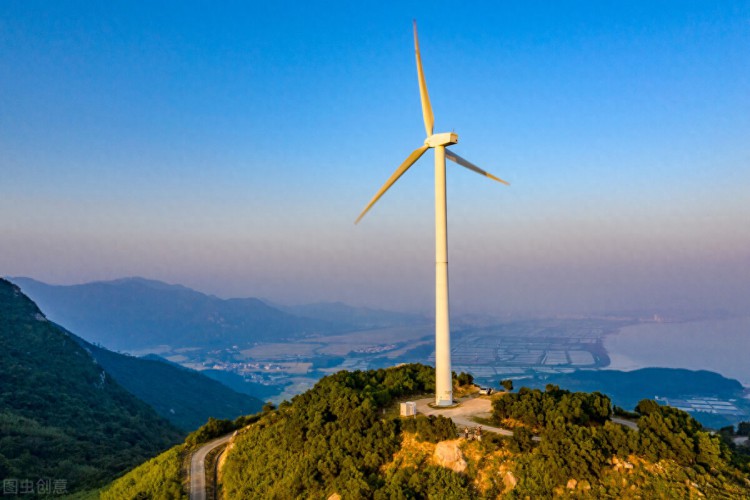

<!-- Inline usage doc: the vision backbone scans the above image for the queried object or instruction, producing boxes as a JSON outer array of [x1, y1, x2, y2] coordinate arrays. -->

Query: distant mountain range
[[9, 277, 334, 351], [9, 277, 426, 352]]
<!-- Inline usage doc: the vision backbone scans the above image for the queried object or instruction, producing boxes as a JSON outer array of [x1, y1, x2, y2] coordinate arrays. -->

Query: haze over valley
[[10, 276, 749, 430]]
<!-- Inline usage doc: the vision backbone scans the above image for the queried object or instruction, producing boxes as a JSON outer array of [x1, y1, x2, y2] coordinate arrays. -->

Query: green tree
[[185, 417, 235, 446], [456, 371, 474, 386], [696, 431, 723, 470], [402, 414, 457, 443], [510, 426, 534, 453], [262, 401, 276, 413]]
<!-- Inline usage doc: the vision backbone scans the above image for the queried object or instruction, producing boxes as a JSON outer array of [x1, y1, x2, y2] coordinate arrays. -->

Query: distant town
[[147, 312, 748, 426]]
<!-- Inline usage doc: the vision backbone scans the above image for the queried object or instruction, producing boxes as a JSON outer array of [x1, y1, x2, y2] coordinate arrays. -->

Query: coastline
[[603, 316, 750, 387]]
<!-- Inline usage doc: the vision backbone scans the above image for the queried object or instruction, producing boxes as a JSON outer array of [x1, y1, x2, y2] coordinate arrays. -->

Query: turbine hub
[[425, 132, 458, 148]]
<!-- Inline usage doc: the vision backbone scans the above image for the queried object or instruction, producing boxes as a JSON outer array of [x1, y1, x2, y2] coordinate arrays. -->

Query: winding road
[[189, 434, 233, 500], [611, 417, 639, 430]]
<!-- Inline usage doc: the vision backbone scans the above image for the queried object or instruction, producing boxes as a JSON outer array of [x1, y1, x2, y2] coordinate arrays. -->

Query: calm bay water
[[604, 317, 750, 386]]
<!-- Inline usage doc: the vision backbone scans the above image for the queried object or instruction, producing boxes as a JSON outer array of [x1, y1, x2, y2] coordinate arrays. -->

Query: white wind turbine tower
[[356, 21, 509, 407]]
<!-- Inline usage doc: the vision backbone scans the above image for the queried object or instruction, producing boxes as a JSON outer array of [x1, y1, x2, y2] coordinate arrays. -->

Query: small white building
[[400, 401, 417, 417]]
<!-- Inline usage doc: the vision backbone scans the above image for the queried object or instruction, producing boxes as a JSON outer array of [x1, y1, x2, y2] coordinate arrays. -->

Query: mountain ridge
[[9, 276, 338, 351], [0, 278, 182, 493]]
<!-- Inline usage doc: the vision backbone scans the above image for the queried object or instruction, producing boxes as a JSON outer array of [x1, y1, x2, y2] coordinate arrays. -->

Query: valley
[[136, 312, 750, 429], [4, 4, 748, 497], [11, 276, 750, 428], [3, 277, 749, 497]]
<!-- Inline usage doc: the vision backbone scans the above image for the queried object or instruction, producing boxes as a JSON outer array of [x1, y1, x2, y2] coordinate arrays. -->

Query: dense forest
[[100, 363, 750, 498], [214, 365, 750, 498], [492, 385, 750, 496], [0, 279, 182, 493], [221, 364, 437, 498]]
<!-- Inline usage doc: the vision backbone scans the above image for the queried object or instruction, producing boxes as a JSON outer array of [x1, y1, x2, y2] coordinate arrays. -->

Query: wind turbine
[[356, 21, 509, 407]]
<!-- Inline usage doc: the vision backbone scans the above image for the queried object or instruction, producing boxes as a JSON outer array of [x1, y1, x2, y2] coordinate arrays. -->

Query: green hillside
[[0, 279, 182, 493], [218, 365, 750, 498], [491, 386, 750, 496], [67, 336, 264, 431], [99, 443, 188, 500], [102, 363, 750, 498]]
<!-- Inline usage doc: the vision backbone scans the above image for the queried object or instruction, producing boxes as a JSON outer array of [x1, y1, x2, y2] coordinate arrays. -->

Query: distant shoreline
[[602, 316, 750, 387]]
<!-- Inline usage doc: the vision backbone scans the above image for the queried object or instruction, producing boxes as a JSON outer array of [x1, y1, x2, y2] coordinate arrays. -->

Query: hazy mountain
[[65, 336, 265, 431], [10, 277, 338, 351], [0, 278, 182, 492], [277, 301, 427, 330]]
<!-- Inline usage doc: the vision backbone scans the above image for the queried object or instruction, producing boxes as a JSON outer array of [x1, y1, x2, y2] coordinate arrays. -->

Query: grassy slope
[[99, 444, 187, 500], [388, 431, 750, 498]]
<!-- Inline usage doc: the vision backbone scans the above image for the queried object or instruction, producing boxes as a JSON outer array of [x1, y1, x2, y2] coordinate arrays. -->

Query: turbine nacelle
[[354, 21, 510, 225], [425, 132, 458, 148]]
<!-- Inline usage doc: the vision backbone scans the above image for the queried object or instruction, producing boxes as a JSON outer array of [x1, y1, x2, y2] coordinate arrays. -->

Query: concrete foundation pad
[[428, 401, 463, 410]]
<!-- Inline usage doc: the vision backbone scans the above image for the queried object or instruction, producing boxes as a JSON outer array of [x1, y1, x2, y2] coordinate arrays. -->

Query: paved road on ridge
[[189, 434, 233, 500], [612, 417, 639, 430]]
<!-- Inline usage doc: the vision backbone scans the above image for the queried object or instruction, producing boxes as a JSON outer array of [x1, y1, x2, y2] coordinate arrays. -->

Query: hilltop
[[105, 364, 750, 498]]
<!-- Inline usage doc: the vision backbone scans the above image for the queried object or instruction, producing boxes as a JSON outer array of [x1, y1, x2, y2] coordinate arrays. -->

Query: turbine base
[[434, 398, 454, 407]]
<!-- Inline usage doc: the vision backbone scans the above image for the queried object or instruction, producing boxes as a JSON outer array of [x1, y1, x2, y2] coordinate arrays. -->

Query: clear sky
[[2, 1, 749, 315]]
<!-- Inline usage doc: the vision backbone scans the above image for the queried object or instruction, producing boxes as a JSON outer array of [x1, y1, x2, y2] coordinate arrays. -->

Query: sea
[[604, 316, 750, 387]]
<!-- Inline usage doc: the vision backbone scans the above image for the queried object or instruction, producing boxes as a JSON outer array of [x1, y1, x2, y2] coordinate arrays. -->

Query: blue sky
[[2, 1, 749, 314]]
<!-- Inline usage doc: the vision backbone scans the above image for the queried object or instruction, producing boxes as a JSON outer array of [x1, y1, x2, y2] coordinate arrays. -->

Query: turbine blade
[[355, 145, 430, 224], [413, 20, 434, 137], [446, 150, 510, 186]]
